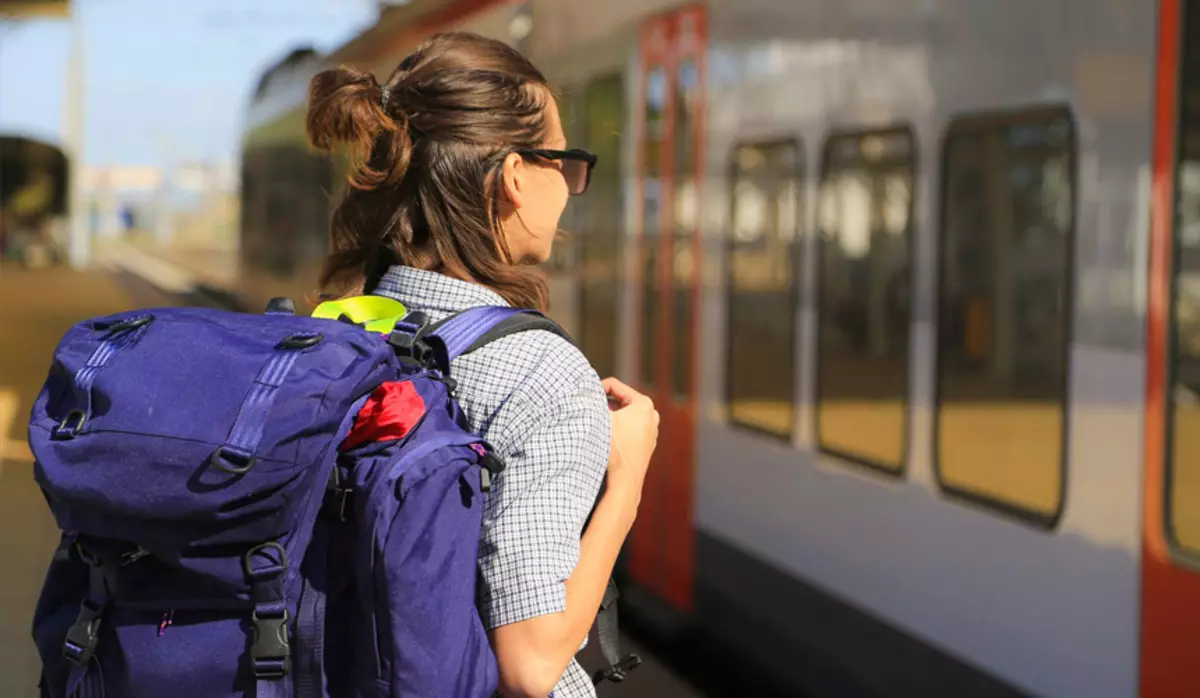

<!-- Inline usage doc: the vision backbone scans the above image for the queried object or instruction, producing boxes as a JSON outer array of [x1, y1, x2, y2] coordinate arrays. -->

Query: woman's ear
[[500, 152, 525, 210]]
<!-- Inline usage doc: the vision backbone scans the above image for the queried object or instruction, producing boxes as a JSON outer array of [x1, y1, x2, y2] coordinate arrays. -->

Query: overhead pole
[[63, 0, 89, 268], [0, 19, 6, 270]]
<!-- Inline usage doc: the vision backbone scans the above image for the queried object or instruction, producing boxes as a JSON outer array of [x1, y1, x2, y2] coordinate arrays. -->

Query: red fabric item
[[341, 381, 427, 452]]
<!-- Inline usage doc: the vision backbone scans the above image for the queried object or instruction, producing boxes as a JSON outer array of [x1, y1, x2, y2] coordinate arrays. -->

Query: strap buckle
[[62, 600, 104, 666], [250, 609, 291, 679], [592, 654, 642, 685], [387, 311, 434, 362]]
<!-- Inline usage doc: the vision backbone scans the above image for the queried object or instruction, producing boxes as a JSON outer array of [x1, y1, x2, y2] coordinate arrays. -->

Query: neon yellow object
[[311, 296, 409, 334]]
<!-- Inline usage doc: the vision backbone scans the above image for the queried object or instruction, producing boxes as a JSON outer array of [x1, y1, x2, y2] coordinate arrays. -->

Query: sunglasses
[[515, 148, 598, 195]]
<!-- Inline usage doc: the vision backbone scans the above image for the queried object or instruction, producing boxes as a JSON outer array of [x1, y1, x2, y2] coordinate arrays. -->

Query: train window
[[576, 74, 625, 379], [240, 144, 332, 279], [726, 140, 802, 438], [936, 107, 1074, 525], [639, 65, 667, 390], [816, 128, 914, 472], [1171, 6, 1200, 557], [238, 154, 261, 272]]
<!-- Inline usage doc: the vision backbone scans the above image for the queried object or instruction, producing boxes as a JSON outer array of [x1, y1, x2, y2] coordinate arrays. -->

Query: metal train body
[[238, 1, 1200, 696]]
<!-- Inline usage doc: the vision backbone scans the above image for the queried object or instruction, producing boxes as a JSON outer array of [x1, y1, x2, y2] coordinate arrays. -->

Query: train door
[[630, 4, 707, 613], [1144, 0, 1200, 695]]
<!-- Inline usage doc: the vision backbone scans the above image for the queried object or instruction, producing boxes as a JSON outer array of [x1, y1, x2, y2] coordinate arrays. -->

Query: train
[[236, 1, 1200, 696], [0, 135, 69, 264]]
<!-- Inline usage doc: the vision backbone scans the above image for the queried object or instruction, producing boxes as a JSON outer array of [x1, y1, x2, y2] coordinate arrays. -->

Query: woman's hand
[[601, 377, 659, 500]]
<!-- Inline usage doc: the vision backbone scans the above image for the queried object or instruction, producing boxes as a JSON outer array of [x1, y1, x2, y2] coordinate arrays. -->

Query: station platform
[[0, 246, 704, 697]]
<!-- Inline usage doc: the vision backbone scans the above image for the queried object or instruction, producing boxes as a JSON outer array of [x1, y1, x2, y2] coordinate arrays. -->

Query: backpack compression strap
[[430, 307, 640, 684]]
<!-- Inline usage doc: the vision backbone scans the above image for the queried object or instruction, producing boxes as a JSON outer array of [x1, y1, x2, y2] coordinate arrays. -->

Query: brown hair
[[305, 32, 552, 310]]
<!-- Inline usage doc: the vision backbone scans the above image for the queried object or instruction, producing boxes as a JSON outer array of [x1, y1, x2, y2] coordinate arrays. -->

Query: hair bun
[[306, 65, 411, 191]]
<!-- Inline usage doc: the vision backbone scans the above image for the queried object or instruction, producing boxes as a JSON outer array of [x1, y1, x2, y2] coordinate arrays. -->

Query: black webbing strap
[[583, 480, 641, 685]]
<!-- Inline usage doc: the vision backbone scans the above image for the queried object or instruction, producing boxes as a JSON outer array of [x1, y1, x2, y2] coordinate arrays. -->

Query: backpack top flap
[[29, 305, 398, 606]]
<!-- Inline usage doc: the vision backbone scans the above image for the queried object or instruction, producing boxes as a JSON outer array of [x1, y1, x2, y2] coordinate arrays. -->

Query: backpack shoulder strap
[[459, 312, 576, 356], [429, 307, 575, 362], [432, 306, 637, 684]]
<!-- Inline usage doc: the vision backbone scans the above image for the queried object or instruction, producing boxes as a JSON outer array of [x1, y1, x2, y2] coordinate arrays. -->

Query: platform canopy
[[0, 0, 68, 18]]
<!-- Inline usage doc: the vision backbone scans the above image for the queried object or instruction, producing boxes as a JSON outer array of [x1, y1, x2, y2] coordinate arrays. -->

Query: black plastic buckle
[[481, 452, 505, 493], [62, 601, 104, 666], [250, 609, 291, 679], [387, 311, 436, 365], [469, 444, 505, 493], [592, 654, 642, 685], [482, 452, 506, 476]]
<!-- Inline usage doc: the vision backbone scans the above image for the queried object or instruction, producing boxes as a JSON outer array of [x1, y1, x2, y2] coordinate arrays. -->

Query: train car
[[238, 46, 334, 309], [0, 135, 69, 262], [237, 0, 1200, 695]]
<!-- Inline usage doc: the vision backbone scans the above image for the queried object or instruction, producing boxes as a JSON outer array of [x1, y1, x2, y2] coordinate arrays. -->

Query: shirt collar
[[373, 264, 509, 313]]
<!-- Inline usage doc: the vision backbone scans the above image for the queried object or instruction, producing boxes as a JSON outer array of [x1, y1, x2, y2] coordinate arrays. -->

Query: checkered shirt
[[374, 265, 609, 698]]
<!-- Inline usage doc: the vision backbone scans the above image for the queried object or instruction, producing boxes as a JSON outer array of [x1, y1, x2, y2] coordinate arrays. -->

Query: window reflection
[[726, 140, 802, 438], [1171, 3, 1200, 556], [672, 58, 699, 399], [937, 108, 1074, 523], [239, 145, 332, 279], [577, 74, 624, 380], [816, 129, 914, 470], [640, 66, 667, 390]]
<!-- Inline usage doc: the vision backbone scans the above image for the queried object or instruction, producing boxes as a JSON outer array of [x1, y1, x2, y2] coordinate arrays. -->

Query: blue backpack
[[28, 297, 637, 698]]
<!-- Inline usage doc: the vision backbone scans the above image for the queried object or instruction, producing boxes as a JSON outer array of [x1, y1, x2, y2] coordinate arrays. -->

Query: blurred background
[[2, 1, 1199, 697]]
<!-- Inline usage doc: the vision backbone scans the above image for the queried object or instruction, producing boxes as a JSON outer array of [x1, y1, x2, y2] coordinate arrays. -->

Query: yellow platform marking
[[0, 389, 33, 468]]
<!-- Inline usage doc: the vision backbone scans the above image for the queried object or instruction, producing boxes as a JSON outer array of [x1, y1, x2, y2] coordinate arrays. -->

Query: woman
[[305, 32, 659, 698]]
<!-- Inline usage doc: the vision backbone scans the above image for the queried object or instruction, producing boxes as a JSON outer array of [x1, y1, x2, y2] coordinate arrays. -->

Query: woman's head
[[306, 32, 593, 310]]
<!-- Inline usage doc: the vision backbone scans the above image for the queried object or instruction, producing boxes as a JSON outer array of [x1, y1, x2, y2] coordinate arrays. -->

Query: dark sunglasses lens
[[562, 158, 589, 194]]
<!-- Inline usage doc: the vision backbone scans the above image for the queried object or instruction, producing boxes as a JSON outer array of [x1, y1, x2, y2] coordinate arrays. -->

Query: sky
[[0, 0, 379, 168]]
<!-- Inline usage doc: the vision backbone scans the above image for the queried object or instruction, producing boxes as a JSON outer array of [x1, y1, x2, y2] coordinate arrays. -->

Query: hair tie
[[381, 85, 390, 110]]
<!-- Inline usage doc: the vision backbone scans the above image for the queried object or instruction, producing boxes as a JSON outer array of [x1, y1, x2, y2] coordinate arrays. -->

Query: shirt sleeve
[[473, 336, 611, 629]]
